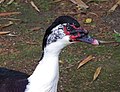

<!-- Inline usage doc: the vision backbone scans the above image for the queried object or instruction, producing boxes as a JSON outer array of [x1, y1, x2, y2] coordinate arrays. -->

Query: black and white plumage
[[42, 16, 80, 49], [0, 16, 99, 92]]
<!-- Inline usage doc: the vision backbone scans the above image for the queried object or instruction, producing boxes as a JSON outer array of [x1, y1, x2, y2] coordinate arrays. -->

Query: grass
[[59, 42, 120, 91]]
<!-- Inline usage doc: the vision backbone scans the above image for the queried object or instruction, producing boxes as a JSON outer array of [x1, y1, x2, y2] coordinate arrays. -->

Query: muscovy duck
[[0, 16, 99, 92]]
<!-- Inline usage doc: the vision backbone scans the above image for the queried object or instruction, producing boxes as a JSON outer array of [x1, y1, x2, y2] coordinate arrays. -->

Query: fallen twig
[[70, 0, 89, 9], [52, 0, 62, 3], [1, 18, 21, 21], [0, 31, 10, 35], [99, 40, 116, 44], [30, 1, 40, 12], [0, 21, 13, 29], [86, 0, 108, 3], [113, 30, 120, 34], [7, 0, 14, 5], [108, 0, 120, 13], [0, 12, 21, 17], [7, 33, 17, 37]]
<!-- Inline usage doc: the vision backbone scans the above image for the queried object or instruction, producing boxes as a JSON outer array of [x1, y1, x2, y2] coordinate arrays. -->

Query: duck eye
[[67, 26, 71, 31], [67, 25, 72, 31]]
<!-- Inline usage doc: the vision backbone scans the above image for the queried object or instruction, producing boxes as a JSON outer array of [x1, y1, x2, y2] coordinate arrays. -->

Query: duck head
[[42, 16, 99, 50]]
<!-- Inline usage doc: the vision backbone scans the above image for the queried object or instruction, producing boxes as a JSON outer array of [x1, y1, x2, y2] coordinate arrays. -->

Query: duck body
[[0, 16, 99, 92]]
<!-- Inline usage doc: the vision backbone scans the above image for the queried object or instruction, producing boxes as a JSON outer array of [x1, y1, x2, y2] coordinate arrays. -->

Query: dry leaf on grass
[[30, 1, 40, 12], [99, 40, 116, 44], [92, 67, 102, 82], [0, 0, 5, 4], [70, 0, 89, 9], [108, 0, 120, 13], [0, 21, 13, 29], [87, 0, 108, 3], [77, 55, 93, 69], [114, 30, 119, 34], [0, 31, 10, 35], [0, 12, 21, 17], [7, 0, 14, 5], [52, 0, 62, 3], [7, 33, 17, 37], [1, 18, 21, 21]]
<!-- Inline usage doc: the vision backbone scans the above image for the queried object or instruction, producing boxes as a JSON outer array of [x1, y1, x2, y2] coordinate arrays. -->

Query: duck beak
[[76, 35, 99, 45]]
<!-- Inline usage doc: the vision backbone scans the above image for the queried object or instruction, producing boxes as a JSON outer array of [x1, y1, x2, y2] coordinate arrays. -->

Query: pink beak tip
[[92, 39, 99, 45]]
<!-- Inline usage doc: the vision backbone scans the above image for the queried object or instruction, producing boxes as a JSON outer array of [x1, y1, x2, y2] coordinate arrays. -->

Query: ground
[[0, 0, 120, 92]]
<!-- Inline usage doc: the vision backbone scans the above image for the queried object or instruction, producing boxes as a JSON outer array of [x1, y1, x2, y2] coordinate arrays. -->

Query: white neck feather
[[25, 36, 71, 92]]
